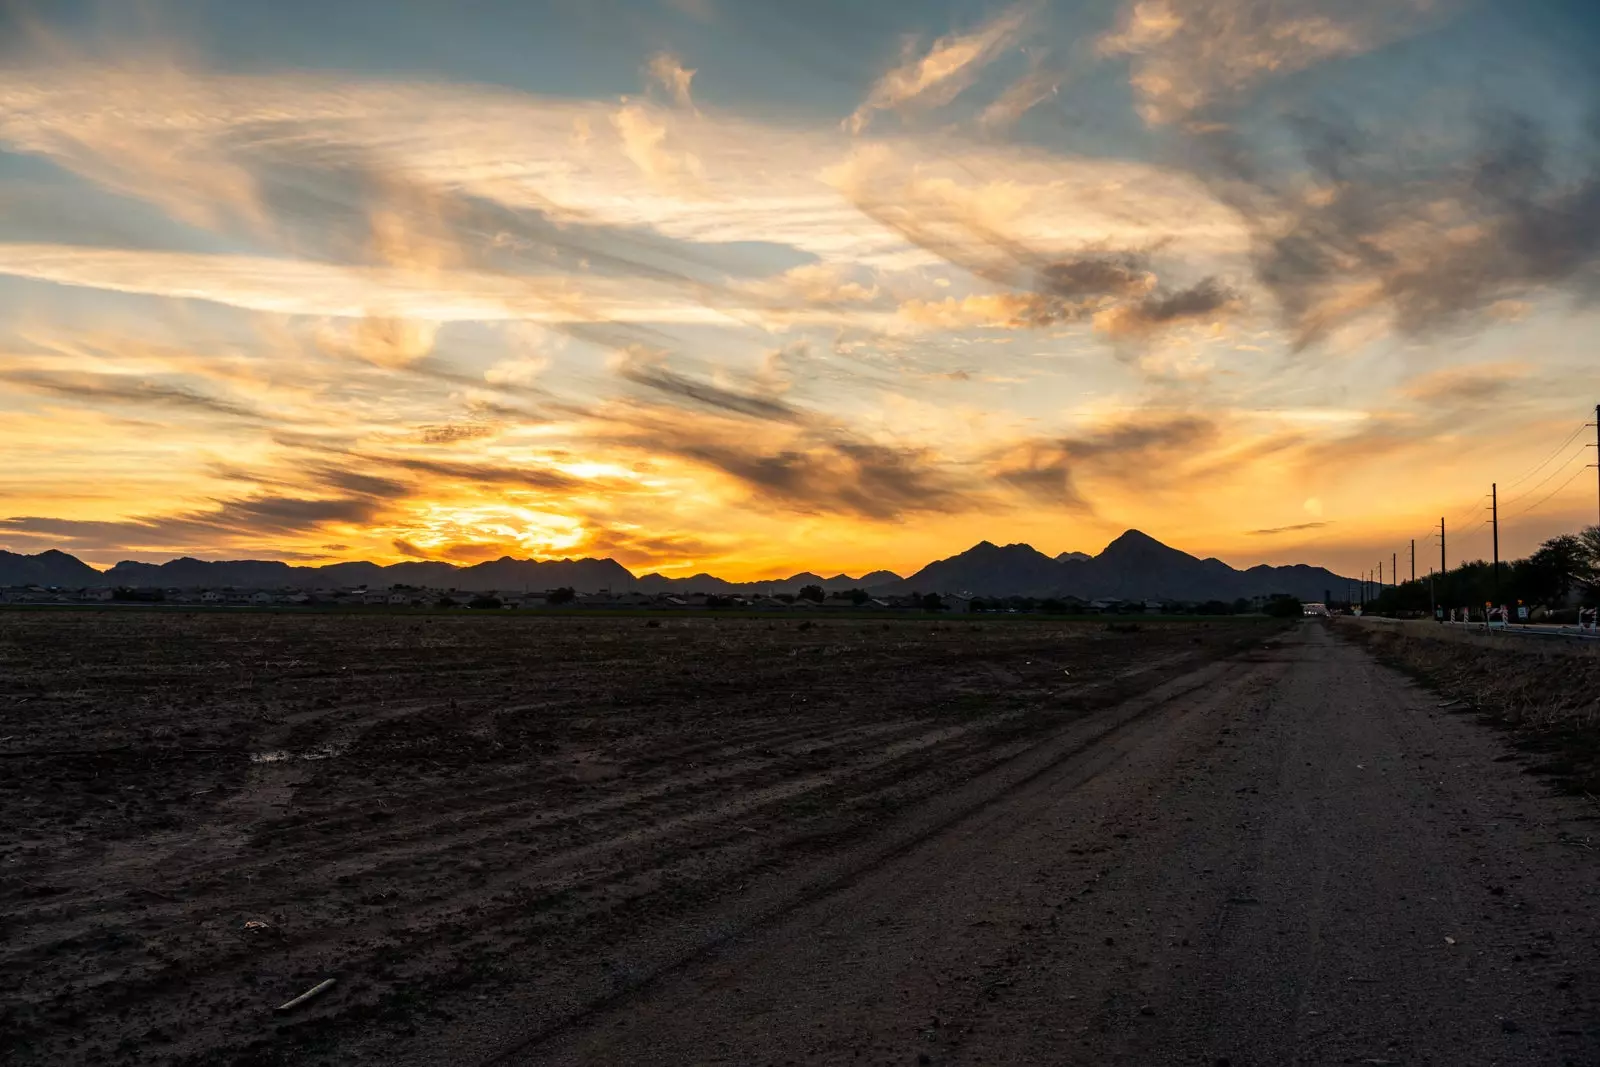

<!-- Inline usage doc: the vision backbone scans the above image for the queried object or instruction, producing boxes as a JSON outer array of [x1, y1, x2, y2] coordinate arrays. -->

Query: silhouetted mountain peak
[[0, 538, 1349, 602], [1101, 529, 1168, 553]]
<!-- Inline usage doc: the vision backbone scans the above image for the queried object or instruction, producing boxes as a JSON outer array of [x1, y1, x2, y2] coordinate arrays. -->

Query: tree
[[848, 588, 870, 605], [1580, 526, 1600, 579], [1263, 594, 1303, 618], [468, 595, 502, 610], [547, 586, 577, 606], [798, 583, 825, 603], [1519, 535, 1591, 604], [435, 595, 457, 608], [919, 592, 944, 612], [1040, 597, 1068, 614]]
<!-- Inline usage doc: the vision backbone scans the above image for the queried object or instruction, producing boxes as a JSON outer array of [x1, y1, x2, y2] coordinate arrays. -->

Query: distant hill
[[889, 530, 1349, 602], [0, 548, 102, 587], [0, 553, 637, 594], [0, 530, 1350, 600], [889, 541, 1067, 599], [634, 569, 902, 595]]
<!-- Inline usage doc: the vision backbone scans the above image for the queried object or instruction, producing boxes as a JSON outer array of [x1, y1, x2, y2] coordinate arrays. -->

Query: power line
[[1500, 423, 1587, 489], [1501, 445, 1590, 507], [1512, 464, 1590, 518], [1390, 412, 1594, 586], [1407, 420, 1591, 559]]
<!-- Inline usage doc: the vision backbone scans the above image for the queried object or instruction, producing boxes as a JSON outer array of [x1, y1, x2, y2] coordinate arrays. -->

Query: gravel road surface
[[497, 622, 1599, 1066]]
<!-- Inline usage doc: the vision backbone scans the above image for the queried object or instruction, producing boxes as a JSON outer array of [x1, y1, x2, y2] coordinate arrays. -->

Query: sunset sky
[[2, 0, 1599, 580]]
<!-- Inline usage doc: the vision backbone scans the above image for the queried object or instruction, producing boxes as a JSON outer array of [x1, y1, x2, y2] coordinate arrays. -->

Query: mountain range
[[0, 531, 1350, 602]]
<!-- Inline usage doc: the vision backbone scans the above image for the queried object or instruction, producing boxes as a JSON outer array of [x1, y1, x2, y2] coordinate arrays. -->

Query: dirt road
[[486, 622, 1599, 1066], [4, 615, 1597, 1064]]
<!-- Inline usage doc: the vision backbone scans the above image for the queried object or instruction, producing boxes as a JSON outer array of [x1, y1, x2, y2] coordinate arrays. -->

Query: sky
[[1, 0, 1598, 581]]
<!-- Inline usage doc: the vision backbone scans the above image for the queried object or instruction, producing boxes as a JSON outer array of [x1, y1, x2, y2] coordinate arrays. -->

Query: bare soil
[[0, 610, 1270, 1065]]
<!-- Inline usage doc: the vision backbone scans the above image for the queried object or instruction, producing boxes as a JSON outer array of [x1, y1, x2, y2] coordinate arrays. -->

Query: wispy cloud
[[989, 413, 1219, 511], [979, 59, 1060, 132], [1400, 362, 1531, 405], [0, 367, 268, 421], [848, 4, 1033, 134], [1248, 521, 1330, 535], [1098, 0, 1437, 126], [646, 52, 697, 109]]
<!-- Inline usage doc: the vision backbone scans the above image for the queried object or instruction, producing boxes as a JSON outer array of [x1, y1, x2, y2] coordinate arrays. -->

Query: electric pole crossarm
[[1491, 483, 1500, 603], [1592, 404, 1599, 525]]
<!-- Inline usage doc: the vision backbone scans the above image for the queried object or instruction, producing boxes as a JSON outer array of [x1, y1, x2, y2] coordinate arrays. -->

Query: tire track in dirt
[[0, 612, 1271, 1065]]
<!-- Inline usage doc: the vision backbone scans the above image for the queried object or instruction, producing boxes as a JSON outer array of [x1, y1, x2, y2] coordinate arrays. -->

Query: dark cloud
[[1192, 103, 1600, 347], [1248, 521, 1331, 536], [392, 539, 431, 558], [618, 361, 803, 423], [269, 436, 587, 496], [0, 369, 265, 420], [1132, 278, 1237, 325], [416, 422, 497, 444], [1095, 278, 1240, 338], [376, 456, 583, 492], [195, 494, 381, 534], [673, 438, 971, 520], [991, 415, 1218, 510], [1400, 364, 1525, 405], [1038, 254, 1153, 298], [0, 492, 382, 554], [306, 464, 412, 500], [590, 394, 978, 520], [579, 526, 720, 566]]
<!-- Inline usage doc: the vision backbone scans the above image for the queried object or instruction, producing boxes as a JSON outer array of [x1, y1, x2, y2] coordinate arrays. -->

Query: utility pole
[[1491, 483, 1500, 603], [1379, 560, 1383, 589], [1410, 539, 1415, 583], [1592, 404, 1599, 525], [1392, 552, 1397, 589], [1439, 517, 1446, 575]]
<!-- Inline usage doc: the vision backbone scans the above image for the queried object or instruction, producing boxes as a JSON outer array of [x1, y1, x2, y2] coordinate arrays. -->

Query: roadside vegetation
[[1361, 525, 1600, 619]]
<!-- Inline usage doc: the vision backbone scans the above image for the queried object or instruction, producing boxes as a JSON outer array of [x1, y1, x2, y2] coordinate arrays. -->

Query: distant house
[[1089, 598, 1122, 613], [250, 591, 274, 606], [201, 590, 223, 604], [1142, 599, 1163, 613], [945, 593, 973, 614], [387, 592, 410, 606], [88, 587, 115, 601]]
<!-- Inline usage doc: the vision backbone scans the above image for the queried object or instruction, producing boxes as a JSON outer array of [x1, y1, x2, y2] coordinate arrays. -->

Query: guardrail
[[1350, 615, 1600, 642]]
